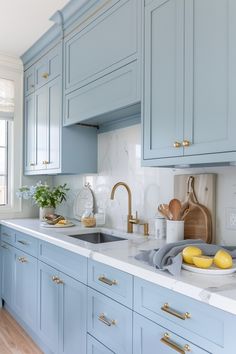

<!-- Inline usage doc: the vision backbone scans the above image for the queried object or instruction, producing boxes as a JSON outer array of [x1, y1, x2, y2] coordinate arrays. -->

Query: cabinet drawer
[[1, 226, 15, 245], [88, 288, 132, 354], [134, 277, 224, 349], [38, 241, 87, 284], [134, 312, 209, 354], [24, 66, 35, 96], [88, 260, 133, 307], [35, 45, 60, 89], [15, 232, 38, 257], [87, 335, 114, 354]]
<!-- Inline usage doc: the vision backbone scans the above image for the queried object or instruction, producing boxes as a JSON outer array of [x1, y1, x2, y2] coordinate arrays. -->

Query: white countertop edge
[[1, 218, 236, 316]]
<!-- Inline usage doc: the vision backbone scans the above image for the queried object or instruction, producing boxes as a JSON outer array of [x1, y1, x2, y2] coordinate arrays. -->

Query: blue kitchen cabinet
[[1, 242, 14, 306], [133, 312, 209, 354], [13, 249, 37, 330], [24, 93, 37, 173], [87, 335, 114, 354], [143, 0, 236, 167], [63, 0, 141, 126], [38, 260, 87, 354], [24, 66, 35, 96], [35, 44, 60, 90]]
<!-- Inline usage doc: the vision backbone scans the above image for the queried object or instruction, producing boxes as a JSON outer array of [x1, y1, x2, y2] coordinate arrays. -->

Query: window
[[0, 56, 23, 215], [0, 78, 14, 206]]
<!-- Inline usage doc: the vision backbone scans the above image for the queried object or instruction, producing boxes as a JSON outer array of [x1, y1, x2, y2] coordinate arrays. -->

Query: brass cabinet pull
[[182, 140, 190, 147], [1, 244, 9, 249], [160, 333, 191, 353], [17, 240, 29, 246], [98, 275, 118, 286], [173, 141, 182, 148], [18, 257, 28, 263], [42, 160, 50, 165], [161, 303, 191, 320], [98, 313, 116, 326], [42, 72, 49, 79], [52, 276, 64, 285], [2, 232, 11, 237]]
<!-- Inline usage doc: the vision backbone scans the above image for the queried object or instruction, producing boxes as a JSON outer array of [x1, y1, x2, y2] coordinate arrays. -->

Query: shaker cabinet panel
[[13, 250, 37, 330], [35, 45, 60, 90], [24, 66, 35, 96], [143, 0, 184, 160], [1, 242, 14, 306], [24, 94, 37, 172], [64, 0, 139, 92], [184, 0, 236, 156]]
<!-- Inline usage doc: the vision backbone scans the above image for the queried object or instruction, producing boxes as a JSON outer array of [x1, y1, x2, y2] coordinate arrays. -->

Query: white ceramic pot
[[39, 207, 55, 221], [166, 220, 184, 243]]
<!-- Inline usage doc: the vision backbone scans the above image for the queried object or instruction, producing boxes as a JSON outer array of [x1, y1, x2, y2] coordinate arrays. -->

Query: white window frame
[[0, 55, 23, 215]]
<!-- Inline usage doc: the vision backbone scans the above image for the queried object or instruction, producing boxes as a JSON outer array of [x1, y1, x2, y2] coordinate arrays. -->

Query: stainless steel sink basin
[[67, 232, 126, 244]]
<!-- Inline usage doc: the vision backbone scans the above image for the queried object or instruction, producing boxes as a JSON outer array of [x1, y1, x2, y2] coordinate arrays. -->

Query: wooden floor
[[0, 308, 42, 354]]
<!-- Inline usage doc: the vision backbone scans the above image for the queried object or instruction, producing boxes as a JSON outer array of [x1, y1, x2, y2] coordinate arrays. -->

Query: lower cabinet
[[13, 249, 37, 330], [87, 335, 114, 354], [1, 242, 14, 306], [133, 312, 209, 354], [38, 261, 87, 354]]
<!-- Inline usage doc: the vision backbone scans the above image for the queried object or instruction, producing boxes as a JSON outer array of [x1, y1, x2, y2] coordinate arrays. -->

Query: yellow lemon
[[182, 246, 202, 264], [214, 250, 233, 269], [192, 256, 213, 269]]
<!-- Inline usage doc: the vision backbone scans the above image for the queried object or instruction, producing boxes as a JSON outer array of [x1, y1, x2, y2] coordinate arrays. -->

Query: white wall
[[54, 124, 236, 245]]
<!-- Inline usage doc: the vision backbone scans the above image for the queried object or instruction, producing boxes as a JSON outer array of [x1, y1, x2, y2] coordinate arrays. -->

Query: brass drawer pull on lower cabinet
[[98, 313, 116, 326], [98, 275, 118, 286], [17, 240, 29, 245], [18, 257, 28, 263], [52, 276, 64, 285], [160, 333, 191, 353], [1, 245, 9, 249], [161, 303, 191, 320]]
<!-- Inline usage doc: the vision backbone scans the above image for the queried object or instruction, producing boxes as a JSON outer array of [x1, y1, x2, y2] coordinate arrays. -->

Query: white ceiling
[[0, 0, 72, 58]]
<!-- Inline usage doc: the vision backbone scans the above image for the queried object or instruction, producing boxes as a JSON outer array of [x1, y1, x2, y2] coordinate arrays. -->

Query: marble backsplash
[[54, 124, 236, 245]]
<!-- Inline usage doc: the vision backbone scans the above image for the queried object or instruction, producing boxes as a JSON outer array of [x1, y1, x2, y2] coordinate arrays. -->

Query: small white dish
[[40, 222, 75, 228], [182, 262, 236, 275]]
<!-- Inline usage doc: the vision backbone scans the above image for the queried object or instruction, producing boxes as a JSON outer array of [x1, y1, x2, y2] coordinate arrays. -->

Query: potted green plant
[[17, 182, 69, 220]]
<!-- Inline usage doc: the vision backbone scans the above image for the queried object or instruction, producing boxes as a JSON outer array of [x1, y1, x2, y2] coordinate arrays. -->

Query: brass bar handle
[[52, 276, 64, 285], [160, 333, 191, 353], [98, 275, 118, 286], [18, 257, 28, 263], [1, 244, 9, 249], [98, 313, 116, 327], [173, 141, 182, 148], [182, 140, 191, 147], [161, 303, 191, 320], [42, 160, 50, 165], [42, 72, 49, 79], [17, 240, 29, 245]]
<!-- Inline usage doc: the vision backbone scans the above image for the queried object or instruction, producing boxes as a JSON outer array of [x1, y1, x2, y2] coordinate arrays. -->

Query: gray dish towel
[[135, 239, 236, 276]]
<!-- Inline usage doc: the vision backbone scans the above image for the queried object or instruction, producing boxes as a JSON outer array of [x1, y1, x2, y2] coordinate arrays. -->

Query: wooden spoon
[[169, 199, 182, 221], [158, 204, 172, 220]]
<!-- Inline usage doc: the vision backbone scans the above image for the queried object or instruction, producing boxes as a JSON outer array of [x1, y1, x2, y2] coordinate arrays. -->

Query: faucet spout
[[110, 182, 133, 233]]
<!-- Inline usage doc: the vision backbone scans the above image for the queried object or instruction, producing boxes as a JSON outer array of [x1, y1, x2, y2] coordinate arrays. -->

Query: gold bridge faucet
[[110, 182, 149, 236]]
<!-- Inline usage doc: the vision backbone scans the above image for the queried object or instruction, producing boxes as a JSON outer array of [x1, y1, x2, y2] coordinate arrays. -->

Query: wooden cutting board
[[174, 174, 216, 243]]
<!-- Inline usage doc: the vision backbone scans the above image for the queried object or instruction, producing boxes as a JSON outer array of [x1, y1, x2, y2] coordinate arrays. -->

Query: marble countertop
[[1, 218, 236, 316]]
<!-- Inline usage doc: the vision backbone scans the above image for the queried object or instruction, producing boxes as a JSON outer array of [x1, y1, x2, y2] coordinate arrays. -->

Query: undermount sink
[[67, 232, 126, 244]]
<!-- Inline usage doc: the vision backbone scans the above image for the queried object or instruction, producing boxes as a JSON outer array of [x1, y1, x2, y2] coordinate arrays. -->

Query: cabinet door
[[87, 334, 114, 354], [25, 94, 37, 171], [24, 66, 35, 96], [47, 77, 61, 171], [184, 0, 236, 156], [1, 243, 14, 305], [38, 261, 59, 353], [59, 272, 87, 354], [35, 84, 49, 170], [13, 250, 37, 329], [133, 312, 209, 354], [143, 0, 184, 160]]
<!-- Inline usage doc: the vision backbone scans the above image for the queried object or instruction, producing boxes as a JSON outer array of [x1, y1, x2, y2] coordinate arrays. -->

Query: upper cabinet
[[24, 43, 97, 176], [63, 0, 141, 126], [143, 0, 236, 167]]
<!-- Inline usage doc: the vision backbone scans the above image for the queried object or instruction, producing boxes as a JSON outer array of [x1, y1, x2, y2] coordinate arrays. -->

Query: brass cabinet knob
[[42, 160, 49, 165], [173, 141, 182, 148], [42, 72, 49, 79], [182, 140, 190, 147]]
